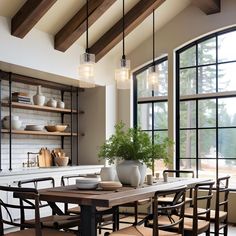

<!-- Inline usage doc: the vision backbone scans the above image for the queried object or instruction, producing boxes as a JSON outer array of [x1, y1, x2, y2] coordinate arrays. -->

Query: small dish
[[45, 125, 67, 132], [99, 181, 122, 191], [25, 125, 44, 131]]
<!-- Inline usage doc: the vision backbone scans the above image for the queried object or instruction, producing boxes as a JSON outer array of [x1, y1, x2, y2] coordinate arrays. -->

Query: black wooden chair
[[0, 185, 74, 236], [61, 174, 118, 233], [17, 177, 80, 231], [105, 185, 187, 236]]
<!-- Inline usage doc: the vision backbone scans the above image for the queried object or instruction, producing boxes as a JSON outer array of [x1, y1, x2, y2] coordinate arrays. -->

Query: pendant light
[[147, 9, 158, 90], [115, 0, 130, 90], [78, 0, 95, 86]]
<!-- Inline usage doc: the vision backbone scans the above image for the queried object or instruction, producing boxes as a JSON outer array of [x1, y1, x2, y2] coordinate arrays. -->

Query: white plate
[[76, 182, 98, 189], [25, 125, 44, 131], [76, 178, 100, 184]]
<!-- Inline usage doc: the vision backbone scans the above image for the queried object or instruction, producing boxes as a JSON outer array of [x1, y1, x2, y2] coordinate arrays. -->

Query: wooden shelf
[[1, 101, 82, 114], [1, 129, 78, 136]]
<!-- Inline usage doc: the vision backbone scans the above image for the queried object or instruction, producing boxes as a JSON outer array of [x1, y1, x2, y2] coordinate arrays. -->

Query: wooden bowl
[[54, 156, 69, 166], [45, 125, 67, 132]]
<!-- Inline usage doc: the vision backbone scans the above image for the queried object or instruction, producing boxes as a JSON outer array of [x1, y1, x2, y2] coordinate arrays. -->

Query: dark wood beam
[[55, 0, 116, 52], [11, 0, 57, 38], [89, 0, 166, 62], [192, 0, 220, 15]]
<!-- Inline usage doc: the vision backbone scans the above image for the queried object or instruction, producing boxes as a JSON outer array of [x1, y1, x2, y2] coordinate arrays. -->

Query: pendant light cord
[[86, 0, 89, 53], [122, 0, 125, 60], [152, 9, 155, 69]]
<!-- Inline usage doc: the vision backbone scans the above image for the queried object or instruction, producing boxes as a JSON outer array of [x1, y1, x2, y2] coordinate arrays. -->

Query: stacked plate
[[76, 177, 100, 189], [99, 181, 122, 191], [25, 125, 44, 131]]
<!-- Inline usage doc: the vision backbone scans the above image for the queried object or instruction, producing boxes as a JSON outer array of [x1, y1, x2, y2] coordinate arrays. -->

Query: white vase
[[116, 160, 147, 186], [130, 166, 141, 187], [33, 85, 45, 106], [100, 167, 115, 181]]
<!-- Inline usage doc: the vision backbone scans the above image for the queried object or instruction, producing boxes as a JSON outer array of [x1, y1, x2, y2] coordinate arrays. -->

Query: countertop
[[0, 165, 103, 177]]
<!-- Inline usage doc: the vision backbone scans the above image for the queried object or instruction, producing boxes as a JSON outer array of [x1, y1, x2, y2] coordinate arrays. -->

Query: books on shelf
[[12, 92, 31, 104]]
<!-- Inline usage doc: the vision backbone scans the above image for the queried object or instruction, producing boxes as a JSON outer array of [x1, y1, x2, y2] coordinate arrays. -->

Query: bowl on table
[[45, 125, 67, 132], [76, 178, 100, 190]]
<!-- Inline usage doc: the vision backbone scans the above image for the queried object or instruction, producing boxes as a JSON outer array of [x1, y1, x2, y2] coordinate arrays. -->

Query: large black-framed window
[[176, 27, 236, 189], [133, 57, 168, 171]]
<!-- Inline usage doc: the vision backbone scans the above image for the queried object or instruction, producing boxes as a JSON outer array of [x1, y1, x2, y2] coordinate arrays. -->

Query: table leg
[[80, 205, 97, 236]]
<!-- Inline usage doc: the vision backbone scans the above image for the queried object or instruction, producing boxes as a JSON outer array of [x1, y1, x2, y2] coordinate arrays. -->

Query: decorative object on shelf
[[2, 115, 22, 130], [98, 122, 173, 185], [78, 0, 95, 86], [57, 100, 65, 109], [100, 166, 116, 181], [45, 124, 67, 132], [25, 125, 44, 131], [54, 156, 69, 166], [12, 92, 31, 104], [47, 98, 57, 108], [33, 85, 45, 106], [130, 165, 141, 187], [115, 0, 130, 90], [99, 181, 122, 191], [147, 9, 159, 90], [38, 148, 52, 167]]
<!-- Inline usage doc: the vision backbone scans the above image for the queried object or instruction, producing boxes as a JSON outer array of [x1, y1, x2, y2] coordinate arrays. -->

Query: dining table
[[17, 177, 211, 236]]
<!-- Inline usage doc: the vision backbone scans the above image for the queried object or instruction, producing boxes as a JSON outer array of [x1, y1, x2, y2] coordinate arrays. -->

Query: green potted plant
[[98, 122, 173, 185]]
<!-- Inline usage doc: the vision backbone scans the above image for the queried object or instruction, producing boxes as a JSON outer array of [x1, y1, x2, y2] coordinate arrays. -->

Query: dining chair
[[104, 185, 187, 236], [184, 175, 230, 236], [0, 185, 75, 236], [17, 177, 80, 231], [158, 169, 195, 205], [61, 174, 118, 233], [158, 181, 214, 236]]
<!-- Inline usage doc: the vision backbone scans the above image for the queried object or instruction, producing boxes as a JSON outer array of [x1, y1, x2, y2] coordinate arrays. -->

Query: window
[[176, 27, 236, 189], [133, 57, 168, 172]]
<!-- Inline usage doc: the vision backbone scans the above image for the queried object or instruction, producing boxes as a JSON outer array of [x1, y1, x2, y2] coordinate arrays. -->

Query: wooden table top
[[38, 178, 210, 207]]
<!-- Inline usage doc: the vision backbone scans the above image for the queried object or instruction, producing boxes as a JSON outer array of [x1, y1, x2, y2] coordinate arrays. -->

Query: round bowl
[[76, 178, 99, 189], [99, 181, 122, 191], [54, 156, 69, 166], [45, 125, 67, 132], [25, 125, 44, 131], [3, 119, 22, 130]]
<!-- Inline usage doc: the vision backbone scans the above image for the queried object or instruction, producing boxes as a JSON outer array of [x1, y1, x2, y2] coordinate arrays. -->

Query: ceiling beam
[[89, 0, 165, 62], [11, 0, 57, 38], [192, 0, 221, 15], [55, 0, 116, 52]]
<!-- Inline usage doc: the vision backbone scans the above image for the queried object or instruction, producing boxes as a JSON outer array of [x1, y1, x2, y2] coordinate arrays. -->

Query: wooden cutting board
[[38, 148, 52, 167]]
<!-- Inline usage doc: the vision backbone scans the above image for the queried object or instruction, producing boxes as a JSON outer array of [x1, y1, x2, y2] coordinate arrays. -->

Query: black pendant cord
[[122, 0, 125, 60], [152, 9, 155, 68], [86, 0, 89, 53]]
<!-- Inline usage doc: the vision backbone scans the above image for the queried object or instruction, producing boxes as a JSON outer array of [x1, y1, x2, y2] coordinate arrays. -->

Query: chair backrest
[[153, 186, 187, 236], [163, 169, 195, 178], [192, 181, 215, 234], [0, 185, 41, 236], [215, 175, 230, 225], [61, 174, 82, 186]]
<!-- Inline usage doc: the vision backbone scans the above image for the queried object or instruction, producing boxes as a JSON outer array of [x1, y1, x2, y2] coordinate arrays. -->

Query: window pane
[[198, 38, 216, 65], [180, 46, 196, 68], [180, 101, 196, 128], [198, 159, 216, 179], [218, 98, 236, 127], [218, 164, 236, 189], [154, 131, 168, 142], [218, 62, 236, 92], [180, 130, 196, 158], [218, 31, 236, 62], [198, 65, 216, 93], [138, 103, 152, 130], [180, 68, 196, 95], [198, 99, 216, 128], [154, 102, 168, 129], [219, 129, 236, 158], [154, 61, 168, 96], [180, 159, 196, 171], [137, 70, 152, 98], [198, 129, 216, 158]]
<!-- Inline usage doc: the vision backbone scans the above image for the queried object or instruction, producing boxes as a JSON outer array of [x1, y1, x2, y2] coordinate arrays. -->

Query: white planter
[[116, 160, 147, 186]]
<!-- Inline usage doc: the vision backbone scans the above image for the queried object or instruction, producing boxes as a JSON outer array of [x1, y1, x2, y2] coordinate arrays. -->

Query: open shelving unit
[[0, 70, 84, 171]]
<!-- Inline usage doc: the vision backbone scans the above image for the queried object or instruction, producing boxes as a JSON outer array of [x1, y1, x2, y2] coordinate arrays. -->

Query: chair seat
[[158, 215, 210, 234], [67, 205, 112, 214], [5, 228, 74, 236], [26, 214, 80, 229], [109, 225, 181, 236], [184, 207, 227, 221], [158, 196, 192, 204]]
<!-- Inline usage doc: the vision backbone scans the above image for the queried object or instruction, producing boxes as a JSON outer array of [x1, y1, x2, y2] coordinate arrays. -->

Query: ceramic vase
[[130, 166, 141, 187], [47, 98, 57, 108], [57, 100, 65, 109], [116, 160, 147, 186], [33, 85, 45, 106], [100, 166, 115, 181]]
